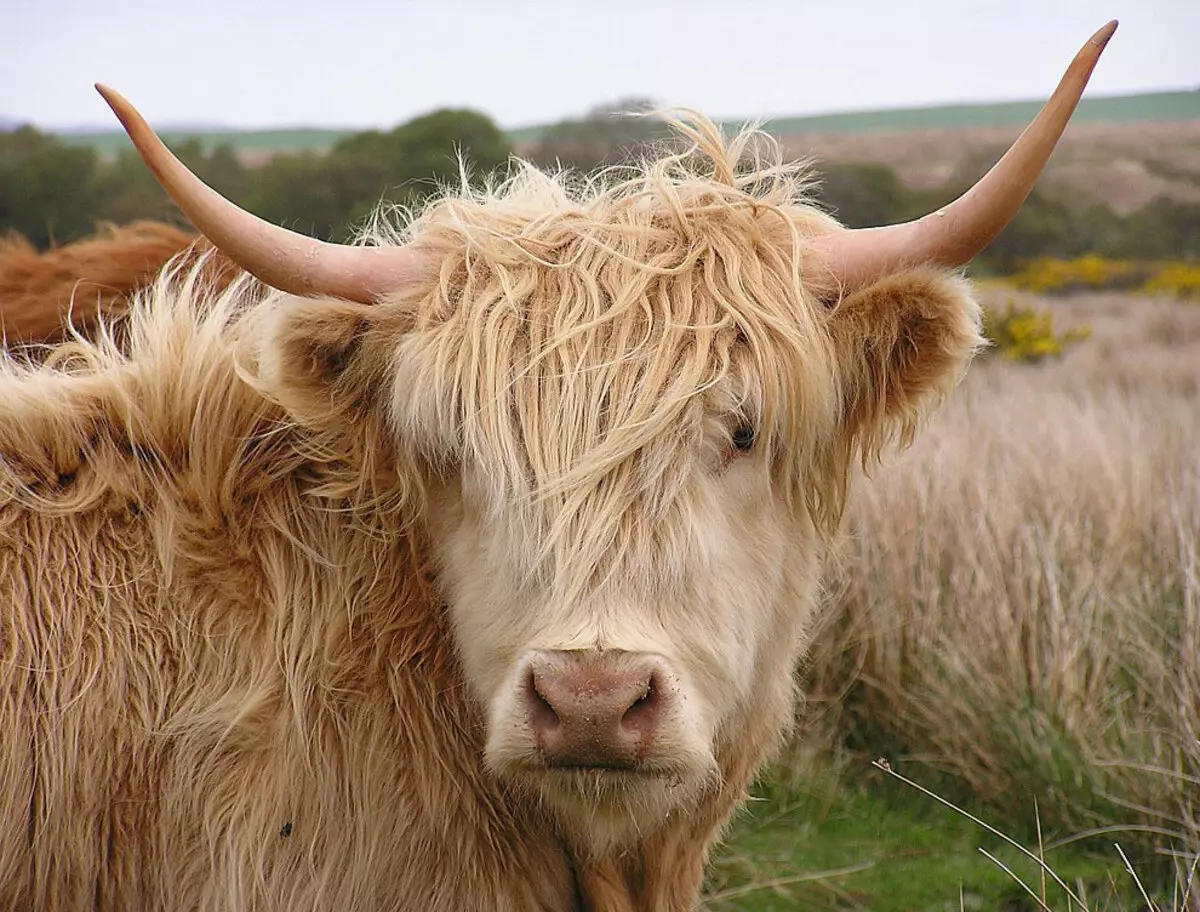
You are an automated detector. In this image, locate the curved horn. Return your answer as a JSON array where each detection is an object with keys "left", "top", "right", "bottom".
[
  {"left": 94, "top": 84, "right": 424, "bottom": 303},
  {"left": 810, "top": 20, "right": 1117, "bottom": 292}
]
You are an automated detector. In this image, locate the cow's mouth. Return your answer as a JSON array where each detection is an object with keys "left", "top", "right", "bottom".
[
  {"left": 511, "top": 758, "right": 705, "bottom": 805},
  {"left": 546, "top": 759, "right": 641, "bottom": 772},
  {"left": 510, "top": 755, "right": 691, "bottom": 778}
]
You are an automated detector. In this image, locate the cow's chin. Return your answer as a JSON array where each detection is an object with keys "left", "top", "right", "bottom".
[{"left": 493, "top": 759, "right": 719, "bottom": 856}]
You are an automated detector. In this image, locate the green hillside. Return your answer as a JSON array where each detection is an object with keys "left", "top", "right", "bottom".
[
  {"left": 50, "top": 89, "right": 1200, "bottom": 159},
  {"left": 731, "top": 88, "right": 1200, "bottom": 136}
]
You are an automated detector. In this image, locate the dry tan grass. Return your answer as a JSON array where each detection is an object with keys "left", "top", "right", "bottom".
[{"left": 802, "top": 289, "right": 1200, "bottom": 867}]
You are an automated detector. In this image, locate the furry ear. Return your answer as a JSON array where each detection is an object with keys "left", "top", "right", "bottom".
[
  {"left": 826, "top": 268, "right": 985, "bottom": 464},
  {"left": 255, "top": 296, "right": 388, "bottom": 429},
  {"left": 255, "top": 295, "right": 461, "bottom": 465}
]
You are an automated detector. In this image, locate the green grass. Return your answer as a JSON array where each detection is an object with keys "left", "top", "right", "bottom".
[
  {"left": 704, "top": 762, "right": 1163, "bottom": 912},
  {"left": 49, "top": 89, "right": 1200, "bottom": 159}
]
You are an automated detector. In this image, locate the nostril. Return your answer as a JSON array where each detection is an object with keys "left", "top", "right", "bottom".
[
  {"left": 525, "top": 668, "right": 560, "bottom": 734},
  {"left": 619, "top": 672, "right": 661, "bottom": 736}
]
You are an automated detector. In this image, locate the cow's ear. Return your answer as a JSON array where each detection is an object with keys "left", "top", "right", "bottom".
[
  {"left": 826, "top": 268, "right": 985, "bottom": 462},
  {"left": 255, "top": 295, "right": 389, "bottom": 428}
]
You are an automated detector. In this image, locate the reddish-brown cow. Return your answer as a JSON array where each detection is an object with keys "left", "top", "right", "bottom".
[{"left": 0, "top": 220, "right": 231, "bottom": 344}]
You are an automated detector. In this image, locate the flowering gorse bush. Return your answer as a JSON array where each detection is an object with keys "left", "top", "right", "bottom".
[
  {"left": 1004, "top": 255, "right": 1200, "bottom": 299},
  {"left": 981, "top": 298, "right": 1091, "bottom": 362}
]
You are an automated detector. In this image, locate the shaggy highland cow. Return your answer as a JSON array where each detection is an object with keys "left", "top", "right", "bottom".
[{"left": 0, "top": 22, "right": 1115, "bottom": 912}]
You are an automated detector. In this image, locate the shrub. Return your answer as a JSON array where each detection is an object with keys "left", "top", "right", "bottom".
[
  {"left": 1142, "top": 262, "right": 1200, "bottom": 301},
  {"left": 981, "top": 299, "right": 1090, "bottom": 362},
  {"left": 1004, "top": 254, "right": 1144, "bottom": 294},
  {"left": 528, "top": 99, "right": 669, "bottom": 174},
  {"left": 1003, "top": 255, "right": 1200, "bottom": 300},
  {"left": 814, "top": 162, "right": 935, "bottom": 229}
]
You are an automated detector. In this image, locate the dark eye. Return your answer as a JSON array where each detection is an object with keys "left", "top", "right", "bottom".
[{"left": 731, "top": 424, "right": 756, "bottom": 453}]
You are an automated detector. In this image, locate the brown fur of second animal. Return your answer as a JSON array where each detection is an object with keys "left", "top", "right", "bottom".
[{"left": 0, "top": 220, "right": 237, "bottom": 345}]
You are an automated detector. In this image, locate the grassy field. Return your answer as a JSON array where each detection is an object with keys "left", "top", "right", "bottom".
[
  {"left": 53, "top": 89, "right": 1200, "bottom": 161},
  {"left": 704, "top": 286, "right": 1200, "bottom": 910}
]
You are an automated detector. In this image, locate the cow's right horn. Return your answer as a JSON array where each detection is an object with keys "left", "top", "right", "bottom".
[
  {"left": 95, "top": 84, "right": 426, "bottom": 304},
  {"left": 808, "top": 20, "right": 1117, "bottom": 293}
]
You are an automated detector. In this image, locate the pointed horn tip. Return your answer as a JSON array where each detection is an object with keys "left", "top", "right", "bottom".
[
  {"left": 93, "top": 84, "right": 141, "bottom": 135},
  {"left": 94, "top": 83, "right": 120, "bottom": 108},
  {"left": 1091, "top": 20, "right": 1118, "bottom": 48}
]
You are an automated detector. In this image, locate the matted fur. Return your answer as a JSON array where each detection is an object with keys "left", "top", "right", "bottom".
[
  {"left": 0, "top": 114, "right": 983, "bottom": 910},
  {"left": 0, "top": 220, "right": 233, "bottom": 345}
]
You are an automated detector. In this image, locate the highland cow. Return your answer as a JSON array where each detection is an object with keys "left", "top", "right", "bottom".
[{"left": 0, "top": 22, "right": 1116, "bottom": 911}]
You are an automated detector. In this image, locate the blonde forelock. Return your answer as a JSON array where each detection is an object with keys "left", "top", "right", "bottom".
[{"left": 367, "top": 113, "right": 846, "bottom": 603}]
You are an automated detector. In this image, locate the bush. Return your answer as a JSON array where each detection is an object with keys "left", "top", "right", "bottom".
[
  {"left": 0, "top": 109, "right": 513, "bottom": 247},
  {"left": 1142, "top": 262, "right": 1200, "bottom": 300},
  {"left": 1005, "top": 254, "right": 1145, "bottom": 294},
  {"left": 0, "top": 126, "right": 104, "bottom": 248},
  {"left": 814, "top": 162, "right": 934, "bottom": 229},
  {"left": 1003, "top": 256, "right": 1200, "bottom": 300},
  {"left": 981, "top": 298, "right": 1090, "bottom": 362},
  {"left": 528, "top": 98, "right": 669, "bottom": 174}
]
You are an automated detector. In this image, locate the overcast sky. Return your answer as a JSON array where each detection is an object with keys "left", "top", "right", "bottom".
[{"left": 5, "top": 0, "right": 1198, "bottom": 131}]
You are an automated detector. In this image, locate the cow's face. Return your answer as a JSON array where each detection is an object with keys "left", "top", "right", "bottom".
[
  {"left": 258, "top": 199, "right": 982, "bottom": 854},
  {"left": 411, "top": 307, "right": 830, "bottom": 855}
]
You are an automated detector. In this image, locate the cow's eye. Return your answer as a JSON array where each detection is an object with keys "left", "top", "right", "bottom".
[{"left": 731, "top": 424, "right": 756, "bottom": 453}]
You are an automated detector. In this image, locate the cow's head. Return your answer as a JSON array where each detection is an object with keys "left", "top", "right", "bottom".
[{"left": 97, "top": 21, "right": 1114, "bottom": 857}]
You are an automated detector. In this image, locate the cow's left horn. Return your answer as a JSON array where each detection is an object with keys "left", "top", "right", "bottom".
[
  {"left": 808, "top": 20, "right": 1117, "bottom": 292},
  {"left": 95, "top": 84, "right": 425, "bottom": 303}
]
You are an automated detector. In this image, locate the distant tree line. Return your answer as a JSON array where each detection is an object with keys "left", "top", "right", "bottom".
[
  {"left": 2, "top": 103, "right": 1197, "bottom": 274},
  {"left": 0, "top": 108, "right": 511, "bottom": 248}
]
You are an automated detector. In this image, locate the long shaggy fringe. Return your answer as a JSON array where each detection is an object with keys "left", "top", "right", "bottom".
[{"left": 356, "top": 113, "right": 847, "bottom": 603}]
